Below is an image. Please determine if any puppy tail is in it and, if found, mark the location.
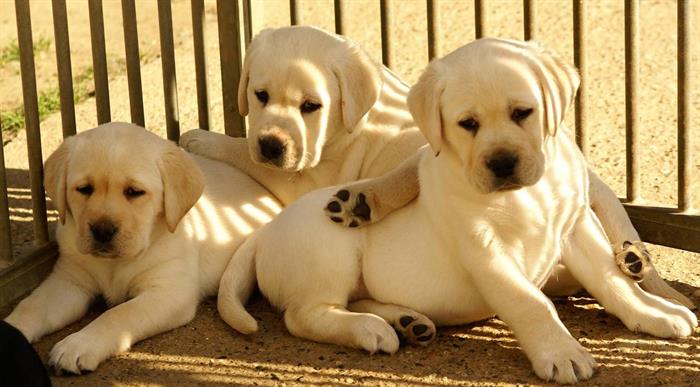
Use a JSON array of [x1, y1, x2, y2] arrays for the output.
[[217, 235, 259, 334]]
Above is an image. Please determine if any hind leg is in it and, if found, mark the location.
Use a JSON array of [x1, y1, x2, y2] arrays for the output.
[[284, 303, 400, 354], [562, 210, 697, 338], [348, 299, 436, 345]]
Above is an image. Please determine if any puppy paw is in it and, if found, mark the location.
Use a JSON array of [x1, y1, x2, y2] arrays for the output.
[[352, 315, 400, 355], [622, 299, 698, 338], [393, 314, 436, 346], [325, 189, 374, 228], [530, 338, 597, 384], [49, 331, 111, 375], [178, 129, 209, 153], [614, 241, 652, 282]]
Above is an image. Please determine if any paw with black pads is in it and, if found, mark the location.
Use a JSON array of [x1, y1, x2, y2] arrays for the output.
[[393, 314, 436, 346], [614, 241, 652, 282], [324, 188, 374, 228]]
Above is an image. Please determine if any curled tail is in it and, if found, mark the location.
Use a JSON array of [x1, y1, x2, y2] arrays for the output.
[[217, 235, 259, 334]]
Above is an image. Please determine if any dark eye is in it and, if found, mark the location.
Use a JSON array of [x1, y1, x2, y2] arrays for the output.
[[511, 108, 533, 123], [300, 100, 322, 114], [458, 118, 479, 133], [254, 90, 269, 105], [124, 187, 145, 199], [76, 184, 93, 196]]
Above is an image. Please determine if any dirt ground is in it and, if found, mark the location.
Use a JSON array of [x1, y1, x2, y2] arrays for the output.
[[1, 0, 699, 385]]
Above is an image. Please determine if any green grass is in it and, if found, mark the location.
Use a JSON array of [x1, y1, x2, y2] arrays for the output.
[[0, 37, 52, 67], [1, 67, 94, 137]]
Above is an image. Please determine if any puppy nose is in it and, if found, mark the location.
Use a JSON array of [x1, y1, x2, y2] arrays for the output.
[[90, 220, 118, 244], [486, 153, 519, 178], [258, 135, 286, 161]]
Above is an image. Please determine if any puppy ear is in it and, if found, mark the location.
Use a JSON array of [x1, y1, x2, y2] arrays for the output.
[[407, 62, 445, 156], [332, 44, 382, 133], [44, 136, 76, 224], [158, 146, 205, 232], [524, 41, 580, 136], [237, 54, 252, 117]]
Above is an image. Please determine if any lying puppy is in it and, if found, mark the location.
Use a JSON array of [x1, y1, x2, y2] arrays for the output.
[[4, 123, 280, 374], [180, 26, 691, 310], [218, 39, 697, 384]]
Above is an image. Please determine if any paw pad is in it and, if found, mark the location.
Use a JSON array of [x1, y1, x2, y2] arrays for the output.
[[614, 241, 652, 282], [394, 314, 436, 346], [324, 189, 374, 228]]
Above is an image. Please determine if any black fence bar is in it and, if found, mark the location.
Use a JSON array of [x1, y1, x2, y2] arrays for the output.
[[217, 0, 246, 137], [122, 0, 145, 127], [157, 0, 181, 142], [379, 0, 392, 68], [0, 123, 11, 262], [242, 0, 253, 48], [51, 0, 76, 138], [573, 0, 587, 156], [427, 0, 439, 60], [625, 0, 639, 202], [475, 0, 486, 38], [334, 0, 344, 35], [678, 0, 692, 212], [524, 0, 535, 40], [88, 0, 111, 124], [290, 0, 300, 25], [14, 0, 49, 245], [191, 0, 210, 130]]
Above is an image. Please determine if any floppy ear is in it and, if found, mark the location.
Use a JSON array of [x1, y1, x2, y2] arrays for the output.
[[158, 146, 205, 232], [407, 62, 445, 156], [331, 44, 382, 133], [524, 41, 580, 136], [237, 53, 251, 117], [44, 136, 75, 224]]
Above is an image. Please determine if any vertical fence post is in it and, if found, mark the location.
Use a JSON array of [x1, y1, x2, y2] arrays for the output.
[[573, 0, 587, 157], [14, 0, 49, 245], [290, 0, 301, 25], [191, 0, 210, 130], [334, 0, 344, 35], [0, 120, 12, 263], [625, 0, 639, 202], [380, 0, 393, 68], [122, 0, 145, 127], [51, 0, 77, 138], [524, 0, 535, 40], [158, 0, 181, 142], [427, 0, 440, 60], [88, 0, 111, 124], [217, 0, 246, 137], [677, 0, 693, 212], [475, 0, 486, 38]]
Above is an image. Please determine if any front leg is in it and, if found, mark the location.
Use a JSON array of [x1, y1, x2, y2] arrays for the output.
[[4, 268, 94, 343], [325, 150, 421, 227], [49, 287, 198, 374], [467, 251, 596, 384]]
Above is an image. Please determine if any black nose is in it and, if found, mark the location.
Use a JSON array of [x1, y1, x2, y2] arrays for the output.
[[258, 136, 286, 161], [486, 153, 519, 178], [90, 220, 117, 244]]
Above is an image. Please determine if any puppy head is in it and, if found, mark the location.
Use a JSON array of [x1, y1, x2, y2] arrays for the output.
[[44, 122, 204, 258], [237, 26, 381, 171], [408, 38, 579, 193]]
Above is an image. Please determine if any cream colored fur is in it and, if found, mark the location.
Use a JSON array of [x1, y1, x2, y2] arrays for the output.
[[4, 123, 281, 374], [218, 39, 697, 384]]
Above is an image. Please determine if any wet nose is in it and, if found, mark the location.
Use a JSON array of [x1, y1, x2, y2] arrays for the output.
[[258, 135, 286, 161], [90, 220, 118, 244], [486, 153, 519, 178]]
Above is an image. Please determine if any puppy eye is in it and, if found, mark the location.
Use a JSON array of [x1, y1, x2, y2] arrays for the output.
[[76, 184, 93, 196], [300, 101, 322, 114], [458, 118, 479, 133], [254, 90, 269, 105], [124, 187, 145, 199], [511, 108, 533, 123]]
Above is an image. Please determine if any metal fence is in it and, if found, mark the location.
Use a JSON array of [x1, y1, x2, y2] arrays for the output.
[[0, 0, 697, 308]]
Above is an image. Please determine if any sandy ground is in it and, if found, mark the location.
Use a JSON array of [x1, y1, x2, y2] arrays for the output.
[[1, 0, 699, 385]]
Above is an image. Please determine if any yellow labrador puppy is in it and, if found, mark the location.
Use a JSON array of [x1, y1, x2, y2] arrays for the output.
[[181, 26, 691, 310], [218, 39, 697, 384], [4, 122, 281, 374]]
